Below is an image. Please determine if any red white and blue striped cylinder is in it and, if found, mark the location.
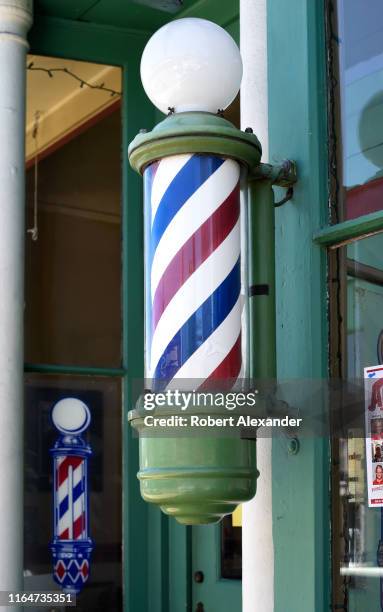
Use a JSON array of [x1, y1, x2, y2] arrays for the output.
[[144, 153, 246, 389], [55, 455, 88, 541], [51, 399, 93, 594]]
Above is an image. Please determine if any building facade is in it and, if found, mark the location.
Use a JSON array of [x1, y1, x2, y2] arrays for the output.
[[0, 0, 381, 610]]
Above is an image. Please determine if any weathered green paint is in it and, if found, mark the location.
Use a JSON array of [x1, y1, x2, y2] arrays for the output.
[[251, 160, 298, 187], [24, 363, 126, 377], [314, 209, 383, 248], [267, 0, 330, 610], [128, 112, 261, 175]]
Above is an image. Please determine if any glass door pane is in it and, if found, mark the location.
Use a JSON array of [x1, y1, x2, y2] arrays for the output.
[[24, 374, 122, 611], [25, 56, 122, 367], [332, 233, 383, 611]]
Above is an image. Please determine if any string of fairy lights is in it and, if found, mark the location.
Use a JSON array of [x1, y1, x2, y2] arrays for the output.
[[26, 63, 121, 240], [27, 62, 122, 97]]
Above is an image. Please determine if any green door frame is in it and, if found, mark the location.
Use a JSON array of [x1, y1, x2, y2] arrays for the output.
[[28, 16, 155, 611], [267, 0, 331, 610]]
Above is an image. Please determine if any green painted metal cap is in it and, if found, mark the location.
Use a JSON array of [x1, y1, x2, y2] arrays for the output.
[[128, 111, 262, 174]]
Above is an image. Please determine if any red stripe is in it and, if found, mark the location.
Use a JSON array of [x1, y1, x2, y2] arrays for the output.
[[152, 183, 240, 331], [199, 334, 241, 391], [73, 512, 85, 540], [59, 528, 69, 540], [57, 456, 83, 488]]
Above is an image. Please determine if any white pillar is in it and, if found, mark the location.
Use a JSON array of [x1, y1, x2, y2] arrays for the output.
[[0, 0, 32, 600], [240, 1, 274, 611]]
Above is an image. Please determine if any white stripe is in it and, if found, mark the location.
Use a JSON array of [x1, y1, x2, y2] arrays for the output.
[[58, 511, 70, 537], [73, 462, 83, 487], [151, 154, 192, 226], [167, 297, 242, 384], [58, 480, 68, 504], [150, 222, 240, 376], [73, 495, 84, 522], [151, 158, 240, 299], [57, 460, 83, 503]]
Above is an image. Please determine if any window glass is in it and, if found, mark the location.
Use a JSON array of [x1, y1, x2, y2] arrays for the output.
[[24, 374, 122, 611], [332, 233, 383, 611], [333, 0, 383, 220], [221, 514, 242, 579], [25, 56, 122, 367]]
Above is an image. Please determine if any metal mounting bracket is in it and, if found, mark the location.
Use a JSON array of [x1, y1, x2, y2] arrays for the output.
[[250, 160, 298, 207]]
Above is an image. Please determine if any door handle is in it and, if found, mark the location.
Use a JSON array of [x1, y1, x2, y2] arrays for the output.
[[195, 603, 204, 612]]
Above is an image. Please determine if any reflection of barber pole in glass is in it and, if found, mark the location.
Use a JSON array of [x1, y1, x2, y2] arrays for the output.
[[51, 398, 93, 593], [144, 154, 243, 389]]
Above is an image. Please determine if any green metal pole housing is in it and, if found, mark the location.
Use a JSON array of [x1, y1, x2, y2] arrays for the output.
[[128, 111, 261, 174], [128, 111, 262, 525]]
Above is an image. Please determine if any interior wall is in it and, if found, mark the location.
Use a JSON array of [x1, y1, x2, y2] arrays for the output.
[[25, 109, 122, 367]]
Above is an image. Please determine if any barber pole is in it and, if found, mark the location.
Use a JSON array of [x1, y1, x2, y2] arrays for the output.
[[145, 153, 242, 389], [128, 16, 263, 524], [50, 398, 93, 593]]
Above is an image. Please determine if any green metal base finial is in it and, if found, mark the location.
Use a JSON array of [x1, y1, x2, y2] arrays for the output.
[[129, 409, 259, 525], [128, 111, 262, 174]]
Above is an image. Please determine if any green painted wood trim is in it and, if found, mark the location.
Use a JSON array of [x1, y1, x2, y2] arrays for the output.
[[175, 0, 239, 28], [147, 507, 170, 612], [267, 0, 331, 610], [314, 209, 383, 247], [24, 363, 126, 377], [122, 52, 154, 611], [168, 521, 191, 612], [29, 15, 151, 64]]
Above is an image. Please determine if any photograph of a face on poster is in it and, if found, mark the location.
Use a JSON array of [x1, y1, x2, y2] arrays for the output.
[[373, 464, 383, 486], [370, 417, 383, 439], [372, 440, 383, 462]]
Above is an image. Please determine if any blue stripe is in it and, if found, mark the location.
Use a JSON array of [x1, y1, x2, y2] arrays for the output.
[[59, 495, 68, 518], [153, 259, 240, 387], [73, 478, 85, 503], [151, 155, 224, 259]]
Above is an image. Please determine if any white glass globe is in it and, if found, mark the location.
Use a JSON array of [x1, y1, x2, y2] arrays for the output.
[[52, 397, 91, 435], [140, 17, 243, 114]]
